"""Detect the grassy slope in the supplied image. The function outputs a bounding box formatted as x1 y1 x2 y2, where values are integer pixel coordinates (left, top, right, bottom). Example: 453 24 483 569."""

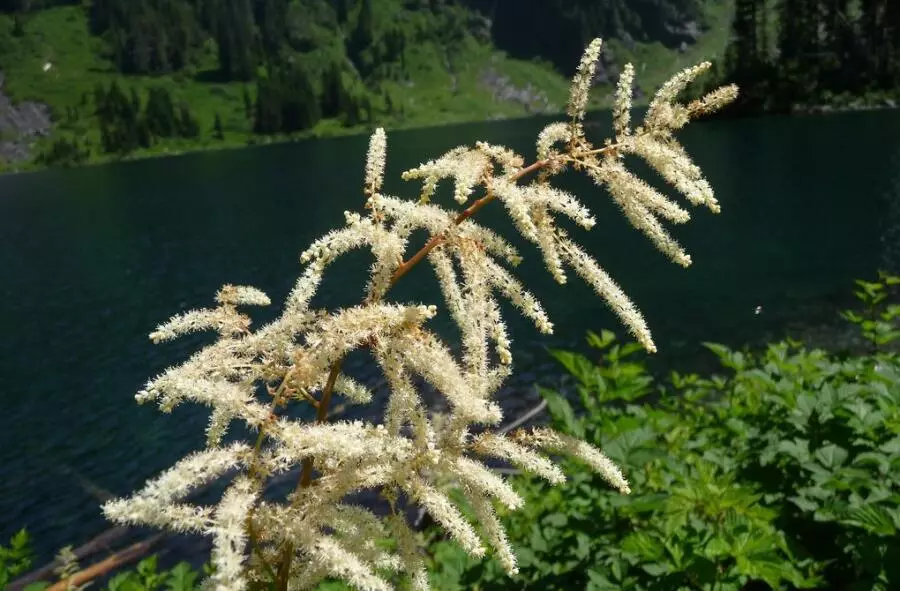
603 0 734 99
0 1 733 174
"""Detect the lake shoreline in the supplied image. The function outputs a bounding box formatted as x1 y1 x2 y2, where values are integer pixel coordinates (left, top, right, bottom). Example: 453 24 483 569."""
4 93 898 179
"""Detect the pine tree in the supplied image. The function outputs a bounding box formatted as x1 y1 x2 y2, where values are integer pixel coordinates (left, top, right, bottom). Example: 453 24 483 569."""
243 86 254 119
254 74 283 134
335 0 348 23
178 102 201 138
280 64 321 132
348 0 375 67
213 112 225 140
217 0 257 80
144 87 178 138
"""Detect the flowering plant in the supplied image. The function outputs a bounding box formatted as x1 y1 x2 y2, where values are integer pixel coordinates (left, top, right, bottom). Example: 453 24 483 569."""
101 39 737 591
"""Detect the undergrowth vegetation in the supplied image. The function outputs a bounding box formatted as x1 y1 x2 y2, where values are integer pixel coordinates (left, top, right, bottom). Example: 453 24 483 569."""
5 273 899 589
427 272 900 590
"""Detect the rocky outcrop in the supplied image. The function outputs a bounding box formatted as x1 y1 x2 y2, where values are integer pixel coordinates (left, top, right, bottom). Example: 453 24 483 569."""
479 62 556 115
0 72 53 165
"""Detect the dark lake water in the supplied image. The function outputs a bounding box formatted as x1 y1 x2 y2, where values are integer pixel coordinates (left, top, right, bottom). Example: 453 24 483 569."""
2 109 900 568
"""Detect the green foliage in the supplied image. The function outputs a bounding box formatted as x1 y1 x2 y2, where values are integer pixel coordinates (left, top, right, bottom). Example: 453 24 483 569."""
840 271 900 354
104 556 201 591
0 530 209 591
1 529 35 589
88 0 202 74
426 274 900 590
36 133 90 166
252 62 322 134
90 81 202 155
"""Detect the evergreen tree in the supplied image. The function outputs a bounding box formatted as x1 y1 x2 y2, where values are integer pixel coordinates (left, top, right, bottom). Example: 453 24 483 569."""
253 0 287 59
144 87 178 138
321 61 349 119
213 112 225 139
178 102 201 138
335 0 348 23
280 64 321 132
243 86 254 119
254 74 283 134
96 80 147 155
727 0 763 73
217 0 256 80
348 0 374 65
253 64 321 134
89 0 201 74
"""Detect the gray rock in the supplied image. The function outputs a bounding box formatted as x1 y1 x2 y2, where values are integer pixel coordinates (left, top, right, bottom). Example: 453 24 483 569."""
479 67 555 114
664 20 702 44
0 72 54 165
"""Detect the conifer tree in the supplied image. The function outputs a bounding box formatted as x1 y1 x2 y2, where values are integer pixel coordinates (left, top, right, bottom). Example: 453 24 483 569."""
335 0 348 23
213 112 225 140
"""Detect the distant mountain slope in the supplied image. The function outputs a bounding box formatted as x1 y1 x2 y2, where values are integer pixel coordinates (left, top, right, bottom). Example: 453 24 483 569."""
0 0 731 172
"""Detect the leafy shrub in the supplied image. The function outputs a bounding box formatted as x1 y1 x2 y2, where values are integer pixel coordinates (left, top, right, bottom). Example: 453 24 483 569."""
0 529 206 591
426 274 900 590
1 529 35 589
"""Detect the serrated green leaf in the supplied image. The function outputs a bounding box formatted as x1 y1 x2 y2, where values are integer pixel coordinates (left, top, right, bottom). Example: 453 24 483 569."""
586 329 616 350
586 569 619 590
542 511 567 528
814 444 849 469
703 536 732 558
840 504 897 536
538 386 584 438
787 493 819 512
641 561 672 576
777 438 811 463
620 532 665 561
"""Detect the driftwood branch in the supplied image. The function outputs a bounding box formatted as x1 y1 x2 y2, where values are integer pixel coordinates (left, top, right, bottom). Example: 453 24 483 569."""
498 398 548 435
43 534 166 591
9 463 304 590
6 527 132 591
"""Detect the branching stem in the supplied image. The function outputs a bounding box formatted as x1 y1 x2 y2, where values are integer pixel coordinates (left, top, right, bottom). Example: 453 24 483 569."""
269 142 618 590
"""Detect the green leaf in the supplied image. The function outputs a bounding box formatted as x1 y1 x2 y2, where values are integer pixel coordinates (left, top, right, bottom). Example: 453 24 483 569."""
586 329 616 350
703 536 732 558
852 451 890 474
547 349 595 386
620 532 666 561
777 438 811 463
814 444 849 469
788 495 820 513
573 532 592 560
702 342 732 362
165 562 200 591
640 561 672 576
586 569 620 590
10 529 29 550
882 436 900 455
538 386 584 438
840 504 897 536
541 511 567 529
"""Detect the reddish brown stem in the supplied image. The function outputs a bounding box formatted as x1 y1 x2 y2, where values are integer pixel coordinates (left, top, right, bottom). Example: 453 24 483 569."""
273 154 559 589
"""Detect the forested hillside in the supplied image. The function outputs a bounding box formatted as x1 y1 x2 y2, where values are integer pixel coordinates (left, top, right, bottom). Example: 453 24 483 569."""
0 0 728 172
720 0 900 114
5 0 898 173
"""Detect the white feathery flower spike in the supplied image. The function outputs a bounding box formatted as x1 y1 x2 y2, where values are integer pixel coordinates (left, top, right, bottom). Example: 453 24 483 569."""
102 36 736 591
